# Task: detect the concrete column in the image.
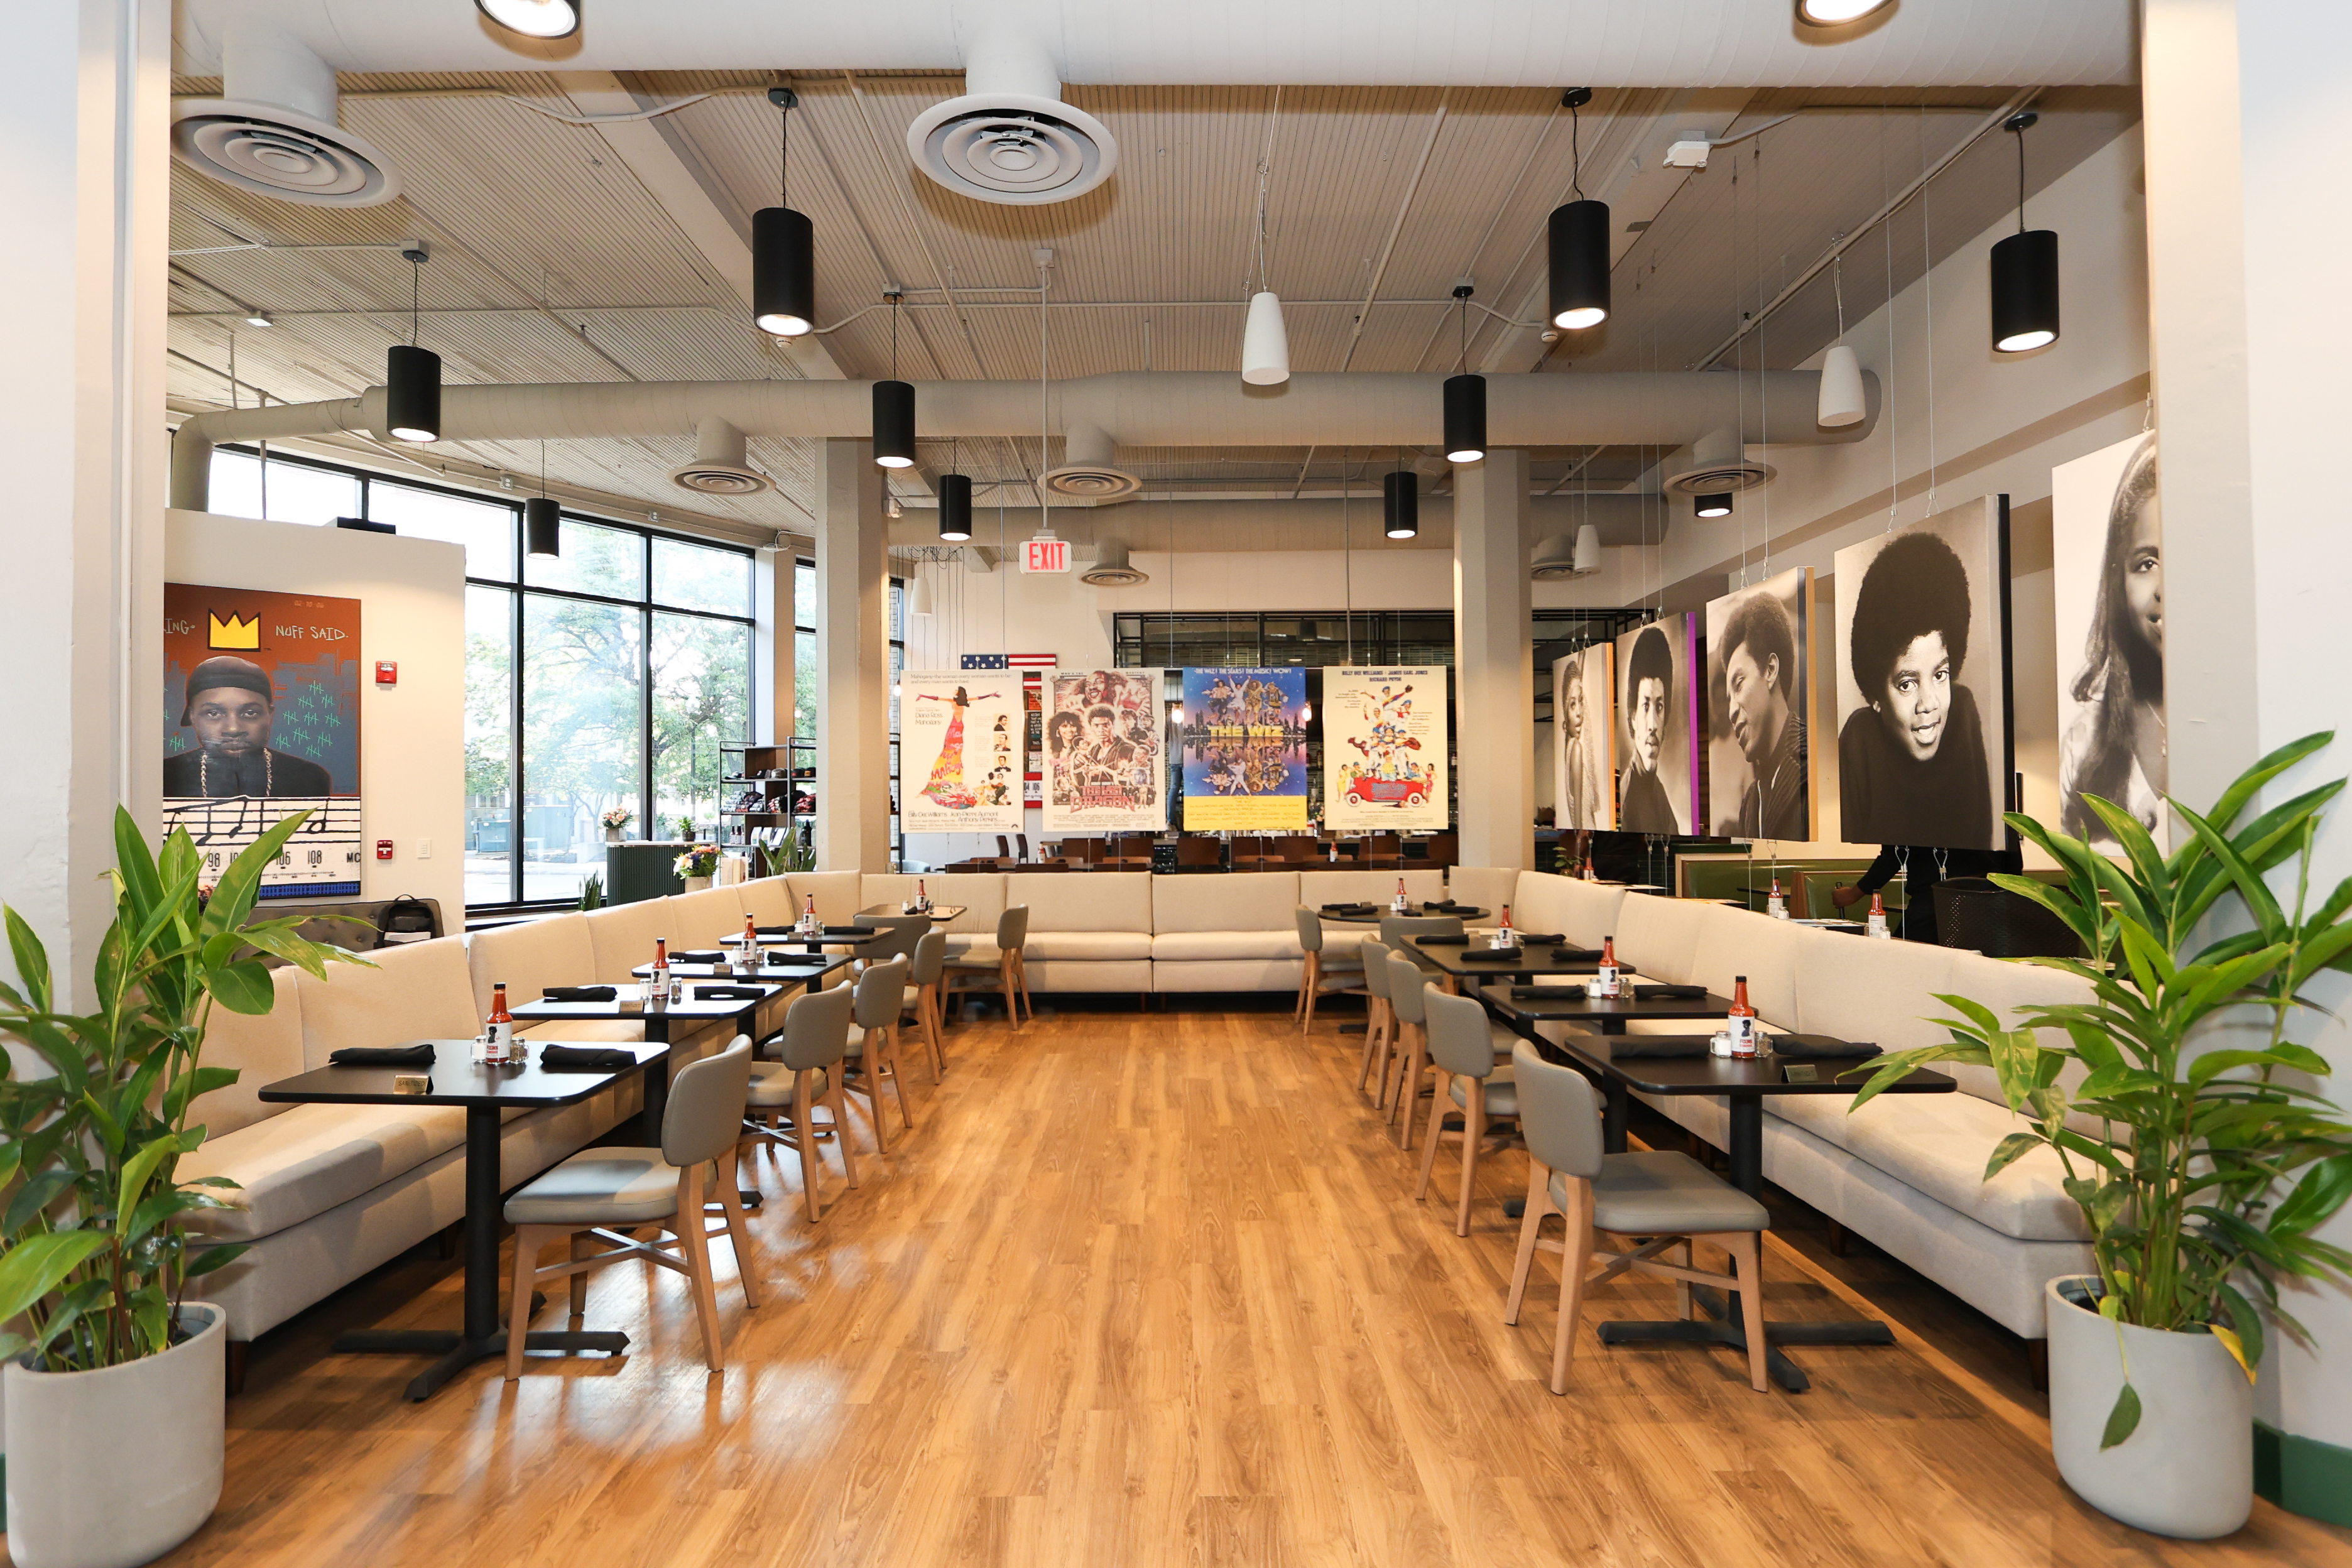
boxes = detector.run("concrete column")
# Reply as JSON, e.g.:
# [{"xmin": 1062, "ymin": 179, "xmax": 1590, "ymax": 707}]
[
  {"xmin": 753, "ymin": 543, "xmax": 794, "ymax": 743},
  {"xmin": 0, "ymin": 1, "xmax": 171, "ymax": 1011},
  {"xmin": 1451, "ymin": 449, "xmax": 1533, "ymax": 870},
  {"xmin": 814, "ymin": 439, "xmax": 889, "ymax": 871},
  {"xmin": 2143, "ymin": 0, "xmax": 2352, "ymax": 1510}
]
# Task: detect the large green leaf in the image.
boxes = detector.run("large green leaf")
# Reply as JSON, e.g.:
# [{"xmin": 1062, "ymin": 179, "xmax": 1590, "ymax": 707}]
[
  {"xmin": 202, "ymin": 958, "xmax": 276, "ymax": 1016},
  {"xmin": 3, "ymin": 906, "xmax": 52, "ymax": 1013},
  {"xmin": 2273, "ymin": 1155, "xmax": 2352, "ymax": 1239},
  {"xmin": 2100, "ymin": 1381, "xmax": 2143, "ymax": 1449},
  {"xmin": 1984, "ymin": 1131, "xmax": 2046, "ymax": 1181},
  {"xmin": 0, "ymin": 1230, "xmax": 110, "ymax": 1321}
]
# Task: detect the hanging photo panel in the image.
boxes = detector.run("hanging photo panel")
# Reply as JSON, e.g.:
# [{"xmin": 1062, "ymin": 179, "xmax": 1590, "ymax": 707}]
[
  {"xmin": 1832, "ymin": 497, "xmax": 2013, "ymax": 851},
  {"xmin": 1704, "ymin": 567, "xmax": 1816, "ymax": 841},
  {"xmin": 1180, "ymin": 668, "xmax": 1309, "ymax": 831},
  {"xmin": 1551, "ymin": 645, "xmax": 1617, "ymax": 831},
  {"xmin": 900, "ymin": 670, "xmax": 1027, "ymax": 834},
  {"xmin": 1614, "ymin": 614, "xmax": 1702, "ymax": 836},
  {"xmin": 2054, "ymin": 433, "xmax": 2165, "ymax": 852},
  {"xmin": 1042, "ymin": 670, "xmax": 1167, "ymax": 832},
  {"xmin": 1323, "ymin": 668, "xmax": 1447, "ymax": 832}
]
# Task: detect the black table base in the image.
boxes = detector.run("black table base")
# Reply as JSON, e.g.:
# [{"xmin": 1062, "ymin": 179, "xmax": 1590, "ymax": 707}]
[
  {"xmin": 1599, "ymin": 1284, "xmax": 1895, "ymax": 1394},
  {"xmin": 334, "ymin": 1324, "xmax": 629, "ymax": 1402}
]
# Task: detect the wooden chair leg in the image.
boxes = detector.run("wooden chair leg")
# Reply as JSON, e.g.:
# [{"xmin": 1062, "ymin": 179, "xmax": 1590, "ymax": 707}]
[
  {"xmin": 505, "ymin": 1226, "xmax": 552, "ymax": 1380},
  {"xmin": 855, "ymin": 1032, "xmax": 893, "ymax": 1155},
  {"xmin": 1504, "ymin": 1162, "xmax": 1552, "ymax": 1325},
  {"xmin": 919, "ymin": 989, "xmax": 946, "ymax": 1079},
  {"xmin": 1016, "ymin": 952, "xmax": 1035, "ymax": 1021},
  {"xmin": 677, "ymin": 1164, "xmax": 725, "ymax": 1372},
  {"xmin": 567, "ymin": 1231, "xmax": 591, "ymax": 1318},
  {"xmin": 1455, "ymin": 1084, "xmax": 1485, "ymax": 1238},
  {"xmin": 1357, "ymin": 999, "xmax": 1386, "ymax": 1092},
  {"xmin": 1724, "ymin": 1231, "xmax": 1770, "ymax": 1393},
  {"xmin": 999, "ymin": 955, "xmax": 1023, "ymax": 1030},
  {"xmin": 1550, "ymin": 1180, "xmax": 1595, "ymax": 1395},
  {"xmin": 714, "ymin": 1149, "xmax": 761, "ymax": 1309},
  {"xmin": 1414, "ymin": 1070, "xmax": 1451, "ymax": 1199},
  {"xmin": 827, "ymin": 1072, "xmax": 861, "ymax": 1189},
  {"xmin": 790, "ymin": 1069, "xmax": 824, "ymax": 1222},
  {"xmin": 1393, "ymin": 1026, "xmax": 1427, "ymax": 1146},
  {"xmin": 881, "ymin": 1023, "xmax": 916, "ymax": 1132}
]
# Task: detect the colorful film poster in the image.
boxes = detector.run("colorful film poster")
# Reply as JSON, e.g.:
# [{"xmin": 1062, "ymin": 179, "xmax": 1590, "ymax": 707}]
[
  {"xmin": 1041, "ymin": 670, "xmax": 1166, "ymax": 832},
  {"xmin": 1322, "ymin": 668, "xmax": 1446, "ymax": 831},
  {"xmin": 900, "ymin": 670, "xmax": 1026, "ymax": 834},
  {"xmin": 1179, "ymin": 668, "xmax": 1309, "ymax": 831}
]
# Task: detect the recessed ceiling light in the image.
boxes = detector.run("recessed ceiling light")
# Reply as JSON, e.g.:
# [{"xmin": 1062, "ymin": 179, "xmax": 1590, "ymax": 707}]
[
  {"xmin": 1796, "ymin": 0, "xmax": 1891, "ymax": 24},
  {"xmin": 476, "ymin": 0, "xmax": 580, "ymax": 40},
  {"xmin": 244, "ymin": 310, "xmax": 273, "ymax": 327}
]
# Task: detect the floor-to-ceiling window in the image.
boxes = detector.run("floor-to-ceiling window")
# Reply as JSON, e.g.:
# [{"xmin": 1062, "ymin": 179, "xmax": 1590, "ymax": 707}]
[
  {"xmin": 790, "ymin": 558, "xmax": 905, "ymax": 863},
  {"xmin": 208, "ymin": 447, "xmax": 758, "ymax": 909}
]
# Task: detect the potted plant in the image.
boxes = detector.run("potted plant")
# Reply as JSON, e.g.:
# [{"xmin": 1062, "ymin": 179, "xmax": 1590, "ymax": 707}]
[
  {"xmin": 673, "ymin": 842, "xmax": 721, "ymax": 893},
  {"xmin": 0, "ymin": 808, "xmax": 369, "ymax": 1568},
  {"xmin": 598, "ymin": 805, "xmax": 633, "ymax": 843},
  {"xmin": 1848, "ymin": 733, "xmax": 2352, "ymax": 1538}
]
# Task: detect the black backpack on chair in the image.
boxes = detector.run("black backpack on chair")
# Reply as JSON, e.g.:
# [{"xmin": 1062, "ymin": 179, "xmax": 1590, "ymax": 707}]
[{"xmin": 375, "ymin": 895, "xmax": 442, "ymax": 948}]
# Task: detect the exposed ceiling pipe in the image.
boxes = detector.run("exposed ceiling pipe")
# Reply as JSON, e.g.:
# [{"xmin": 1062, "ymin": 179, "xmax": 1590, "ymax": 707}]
[
  {"xmin": 168, "ymin": 369, "xmax": 1875, "ymax": 510},
  {"xmin": 173, "ymin": 1, "xmax": 2132, "ymax": 88},
  {"xmin": 885, "ymin": 494, "xmax": 1666, "ymax": 553}
]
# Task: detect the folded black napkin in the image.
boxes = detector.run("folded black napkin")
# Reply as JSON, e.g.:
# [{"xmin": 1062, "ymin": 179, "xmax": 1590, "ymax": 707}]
[
  {"xmin": 1458, "ymin": 949, "xmax": 1523, "ymax": 962},
  {"xmin": 1772, "ymin": 1036, "xmax": 1882, "ymax": 1060},
  {"xmin": 1633, "ymin": 983, "xmax": 1707, "ymax": 1001},
  {"xmin": 1608, "ymin": 1037, "xmax": 1711, "ymax": 1059},
  {"xmin": 538, "ymin": 1045, "xmax": 638, "ymax": 1072},
  {"xmin": 692, "ymin": 985, "xmax": 767, "ymax": 1001},
  {"xmin": 671, "ymin": 949, "xmax": 726, "ymax": 963},
  {"xmin": 540, "ymin": 984, "xmax": 616, "ymax": 1003},
  {"xmin": 1417, "ymin": 934, "xmax": 1471, "ymax": 946},
  {"xmin": 1513, "ymin": 931, "xmax": 1567, "ymax": 945},
  {"xmin": 329, "ymin": 1043, "xmax": 435, "ymax": 1067},
  {"xmin": 1420, "ymin": 900, "xmax": 1469, "ymax": 913},
  {"xmin": 1321, "ymin": 902, "xmax": 1377, "ymax": 915},
  {"xmin": 824, "ymin": 924, "xmax": 873, "ymax": 937},
  {"xmin": 1511, "ymin": 985, "xmax": 1590, "ymax": 999},
  {"xmin": 1552, "ymin": 947, "xmax": 1604, "ymax": 962}
]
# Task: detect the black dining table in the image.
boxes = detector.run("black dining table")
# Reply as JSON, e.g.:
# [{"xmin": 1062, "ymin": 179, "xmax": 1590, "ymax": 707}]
[
  {"xmin": 509, "ymin": 981, "xmax": 790, "ymax": 1140},
  {"xmin": 753, "ymin": 923, "xmax": 900, "ymax": 958},
  {"xmin": 1407, "ymin": 936, "xmax": 1608, "ymax": 984},
  {"xmin": 1316, "ymin": 905, "xmax": 1489, "ymax": 926},
  {"xmin": 856, "ymin": 903, "xmax": 969, "ymax": 924},
  {"xmin": 1481, "ymin": 986, "xmax": 1956, "ymax": 1391},
  {"xmin": 259, "ymin": 1042, "xmax": 665, "ymax": 1402}
]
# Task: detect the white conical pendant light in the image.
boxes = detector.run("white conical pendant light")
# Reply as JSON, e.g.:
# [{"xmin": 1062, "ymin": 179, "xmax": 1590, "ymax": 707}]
[
  {"xmin": 908, "ymin": 572, "xmax": 934, "ymax": 617},
  {"xmin": 1241, "ymin": 290, "xmax": 1290, "ymax": 385},
  {"xmin": 1817, "ymin": 344, "xmax": 1866, "ymax": 427}
]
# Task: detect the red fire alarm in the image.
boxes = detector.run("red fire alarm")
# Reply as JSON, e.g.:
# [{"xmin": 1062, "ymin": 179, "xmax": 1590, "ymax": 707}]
[
  {"xmin": 375, "ymin": 660, "xmax": 398, "ymax": 685},
  {"xmin": 375, "ymin": 839, "xmax": 394, "ymax": 861}
]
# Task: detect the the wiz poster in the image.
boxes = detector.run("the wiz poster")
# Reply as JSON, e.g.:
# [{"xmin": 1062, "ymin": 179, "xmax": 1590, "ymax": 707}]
[
  {"xmin": 163, "ymin": 582, "xmax": 364, "ymax": 896},
  {"xmin": 1179, "ymin": 667, "xmax": 1308, "ymax": 831},
  {"xmin": 1322, "ymin": 668, "xmax": 1446, "ymax": 831},
  {"xmin": 1042, "ymin": 670, "xmax": 1166, "ymax": 832},
  {"xmin": 900, "ymin": 671, "xmax": 1026, "ymax": 834}
]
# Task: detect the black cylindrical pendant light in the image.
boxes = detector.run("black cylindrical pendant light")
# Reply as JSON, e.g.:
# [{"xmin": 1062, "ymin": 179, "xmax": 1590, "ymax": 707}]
[
  {"xmin": 873, "ymin": 379, "xmax": 915, "ymax": 469},
  {"xmin": 937, "ymin": 472, "xmax": 974, "ymax": 540},
  {"xmin": 1992, "ymin": 112, "xmax": 2059, "ymax": 354},
  {"xmin": 1695, "ymin": 492, "xmax": 1733, "ymax": 519},
  {"xmin": 753, "ymin": 89, "xmax": 815, "ymax": 337},
  {"xmin": 525, "ymin": 496, "xmax": 561, "ymax": 557},
  {"xmin": 386, "ymin": 344, "xmax": 440, "ymax": 443},
  {"xmin": 1442, "ymin": 373, "xmax": 1487, "ymax": 464},
  {"xmin": 1383, "ymin": 469, "xmax": 1419, "ymax": 540},
  {"xmin": 1547, "ymin": 90, "xmax": 1609, "ymax": 332}
]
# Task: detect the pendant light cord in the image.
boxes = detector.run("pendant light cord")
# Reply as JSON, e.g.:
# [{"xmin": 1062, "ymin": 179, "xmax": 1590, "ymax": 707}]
[
  {"xmin": 780, "ymin": 93, "xmax": 791, "ymax": 206},
  {"xmin": 2014, "ymin": 119, "xmax": 2027, "ymax": 232},
  {"xmin": 410, "ymin": 257, "xmax": 421, "ymax": 347},
  {"xmin": 1569, "ymin": 96, "xmax": 1584, "ymax": 200}
]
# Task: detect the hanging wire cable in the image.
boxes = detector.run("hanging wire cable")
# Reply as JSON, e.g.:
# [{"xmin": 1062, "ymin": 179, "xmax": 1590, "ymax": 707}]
[
  {"xmin": 1920, "ymin": 102, "xmax": 1937, "ymax": 521},
  {"xmin": 1569, "ymin": 92, "xmax": 1585, "ymax": 200},
  {"xmin": 410, "ymin": 253, "xmax": 422, "ymax": 347}
]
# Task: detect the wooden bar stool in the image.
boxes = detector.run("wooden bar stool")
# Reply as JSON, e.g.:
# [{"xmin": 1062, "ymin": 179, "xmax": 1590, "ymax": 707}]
[
  {"xmin": 1354, "ymin": 937, "xmax": 1395, "ymax": 1101},
  {"xmin": 1503, "ymin": 1042, "xmax": 1772, "ymax": 1395},
  {"xmin": 1414, "ymin": 989, "xmax": 1520, "ymax": 1236},
  {"xmin": 1382, "ymin": 951, "xmax": 1435, "ymax": 1149},
  {"xmin": 942, "ymin": 904, "xmax": 1032, "ymax": 1028},
  {"xmin": 840, "ymin": 957, "xmax": 916, "ymax": 1152},
  {"xmin": 901, "ymin": 930, "xmax": 948, "ymax": 1079},
  {"xmin": 742, "ymin": 987, "xmax": 859, "ymax": 1222}
]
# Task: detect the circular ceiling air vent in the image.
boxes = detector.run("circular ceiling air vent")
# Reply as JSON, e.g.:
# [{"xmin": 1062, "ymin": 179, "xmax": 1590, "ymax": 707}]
[
  {"xmin": 1081, "ymin": 542, "xmax": 1150, "ymax": 587},
  {"xmin": 908, "ymin": 95, "xmax": 1116, "ymax": 205},
  {"xmin": 1662, "ymin": 457, "xmax": 1775, "ymax": 496},
  {"xmin": 670, "ymin": 461, "xmax": 773, "ymax": 498},
  {"xmin": 1042, "ymin": 463, "xmax": 1143, "ymax": 503},
  {"xmin": 171, "ymin": 99, "xmax": 400, "ymax": 207}
]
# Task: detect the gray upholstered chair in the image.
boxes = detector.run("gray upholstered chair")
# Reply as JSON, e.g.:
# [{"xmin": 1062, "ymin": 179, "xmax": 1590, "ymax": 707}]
[
  {"xmin": 1292, "ymin": 906, "xmax": 1365, "ymax": 1032},
  {"xmin": 1415, "ymin": 989, "xmax": 1522, "ymax": 1236},
  {"xmin": 942, "ymin": 904, "xmax": 1032, "ymax": 1028},
  {"xmin": 1378, "ymin": 913, "xmax": 1464, "ymax": 951},
  {"xmin": 1355, "ymin": 937, "xmax": 1395, "ymax": 1101},
  {"xmin": 743, "ymin": 986, "xmax": 859, "ymax": 1222},
  {"xmin": 851, "ymin": 912, "xmax": 930, "ymax": 969},
  {"xmin": 1503, "ymin": 1042, "xmax": 1772, "ymax": 1395},
  {"xmin": 902, "ymin": 930, "xmax": 949, "ymax": 1079},
  {"xmin": 503, "ymin": 1037, "xmax": 761, "ymax": 1377},
  {"xmin": 841, "ymin": 956, "xmax": 915, "ymax": 1152},
  {"xmin": 1383, "ymin": 950, "xmax": 1437, "ymax": 1148}
]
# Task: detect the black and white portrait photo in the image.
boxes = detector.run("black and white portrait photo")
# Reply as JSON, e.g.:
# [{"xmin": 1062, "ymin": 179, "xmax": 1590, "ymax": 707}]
[
  {"xmin": 1613, "ymin": 614, "xmax": 1699, "ymax": 836},
  {"xmin": 1550, "ymin": 645, "xmax": 1616, "ymax": 831},
  {"xmin": 1831, "ymin": 499, "xmax": 2011, "ymax": 851},
  {"xmin": 1706, "ymin": 567, "xmax": 1813, "ymax": 841},
  {"xmin": 2053, "ymin": 433, "xmax": 2164, "ymax": 851}
]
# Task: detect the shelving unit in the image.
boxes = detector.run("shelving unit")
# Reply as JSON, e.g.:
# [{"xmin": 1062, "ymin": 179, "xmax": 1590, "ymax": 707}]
[{"xmin": 719, "ymin": 738, "xmax": 817, "ymax": 872}]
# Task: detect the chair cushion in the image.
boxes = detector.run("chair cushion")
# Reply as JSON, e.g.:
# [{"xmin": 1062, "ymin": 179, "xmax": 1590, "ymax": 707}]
[
  {"xmin": 1442, "ymin": 868, "xmax": 1520, "ymax": 920},
  {"xmin": 1450, "ymin": 1069, "xmax": 1518, "ymax": 1118},
  {"xmin": 1614, "ymin": 893, "xmax": 1707, "ymax": 986},
  {"xmin": 1687, "ymin": 904, "xmax": 1802, "ymax": 1030},
  {"xmin": 1023, "ymin": 930, "xmax": 1154, "ymax": 961},
  {"xmin": 737, "ymin": 875, "xmax": 797, "ymax": 926},
  {"xmin": 1152, "ymin": 873, "xmax": 1301, "ymax": 935},
  {"xmin": 583, "ymin": 898, "xmax": 675, "ymax": 986},
  {"xmin": 943, "ymin": 940, "xmax": 1004, "ymax": 968},
  {"xmin": 178, "ymin": 1101, "xmax": 467, "ymax": 1241},
  {"xmin": 504, "ymin": 1146, "xmax": 680, "ymax": 1226},
  {"xmin": 1020, "ymin": 874, "xmax": 1153, "ymax": 933},
  {"xmin": 671, "ymin": 885, "xmax": 751, "ymax": 946},
  {"xmin": 785, "ymin": 871, "xmax": 864, "ymax": 923},
  {"xmin": 193, "ymin": 966, "xmax": 306, "ymax": 1138},
  {"xmin": 1553, "ymin": 1150, "xmax": 1771, "ymax": 1234},
  {"xmin": 292, "ymin": 937, "xmax": 481, "ymax": 1069},
  {"xmin": 1152, "ymin": 930, "xmax": 1304, "ymax": 961},
  {"xmin": 746, "ymin": 1064, "xmax": 825, "ymax": 1107},
  {"xmin": 1765, "ymin": 1090, "xmax": 2091, "ymax": 1242},
  {"xmin": 466, "ymin": 912, "xmax": 597, "ymax": 1020}
]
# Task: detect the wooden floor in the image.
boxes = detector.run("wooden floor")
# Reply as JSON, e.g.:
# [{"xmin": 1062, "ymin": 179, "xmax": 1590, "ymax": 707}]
[{"xmin": 90, "ymin": 1001, "xmax": 2352, "ymax": 1567}]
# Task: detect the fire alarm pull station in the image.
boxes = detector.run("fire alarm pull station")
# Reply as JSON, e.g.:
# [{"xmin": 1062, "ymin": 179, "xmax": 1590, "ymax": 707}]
[
  {"xmin": 375, "ymin": 661, "xmax": 398, "ymax": 685},
  {"xmin": 376, "ymin": 840, "xmax": 394, "ymax": 861}
]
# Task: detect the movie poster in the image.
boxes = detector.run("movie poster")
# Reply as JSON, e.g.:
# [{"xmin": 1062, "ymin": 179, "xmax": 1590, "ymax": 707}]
[
  {"xmin": 1042, "ymin": 670, "xmax": 1166, "ymax": 832},
  {"xmin": 900, "ymin": 671, "xmax": 1026, "ymax": 834},
  {"xmin": 1179, "ymin": 668, "xmax": 1309, "ymax": 831},
  {"xmin": 1704, "ymin": 566, "xmax": 1816, "ymax": 841},
  {"xmin": 1323, "ymin": 667, "xmax": 1447, "ymax": 832},
  {"xmin": 2054, "ymin": 434, "xmax": 2164, "ymax": 851},
  {"xmin": 1551, "ymin": 645, "xmax": 1616, "ymax": 831},
  {"xmin": 1614, "ymin": 614, "xmax": 1701, "ymax": 836},
  {"xmin": 1832, "ymin": 498, "xmax": 2013, "ymax": 851},
  {"xmin": 163, "ymin": 582, "xmax": 365, "ymax": 896}
]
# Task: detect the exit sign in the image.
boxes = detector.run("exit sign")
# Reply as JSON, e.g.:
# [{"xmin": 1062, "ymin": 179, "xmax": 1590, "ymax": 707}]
[{"xmin": 1022, "ymin": 535, "xmax": 1070, "ymax": 574}]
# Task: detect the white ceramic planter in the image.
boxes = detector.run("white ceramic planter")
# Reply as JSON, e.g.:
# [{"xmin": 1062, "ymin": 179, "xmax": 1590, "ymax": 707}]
[
  {"xmin": 3, "ymin": 1303, "xmax": 227, "ymax": 1568},
  {"xmin": 683, "ymin": 874, "xmax": 714, "ymax": 892},
  {"xmin": 2045, "ymin": 1277, "xmax": 2252, "ymax": 1538}
]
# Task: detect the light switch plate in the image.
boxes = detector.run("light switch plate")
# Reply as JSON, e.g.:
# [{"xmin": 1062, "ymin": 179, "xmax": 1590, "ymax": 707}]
[{"xmin": 416, "ymin": 839, "xmax": 432, "ymax": 859}]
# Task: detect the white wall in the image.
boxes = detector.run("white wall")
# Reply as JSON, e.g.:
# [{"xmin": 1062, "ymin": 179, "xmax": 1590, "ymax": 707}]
[{"xmin": 165, "ymin": 511, "xmax": 467, "ymax": 920}]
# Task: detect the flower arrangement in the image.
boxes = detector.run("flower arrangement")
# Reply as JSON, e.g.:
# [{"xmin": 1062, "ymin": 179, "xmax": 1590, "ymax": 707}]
[
  {"xmin": 673, "ymin": 843, "xmax": 720, "ymax": 879},
  {"xmin": 598, "ymin": 805, "xmax": 634, "ymax": 830}
]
